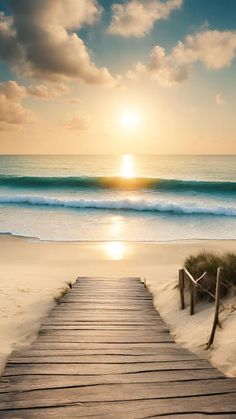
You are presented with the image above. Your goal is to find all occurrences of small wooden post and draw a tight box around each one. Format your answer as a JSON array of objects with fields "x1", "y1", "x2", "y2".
[
  {"x1": 206, "y1": 267, "x2": 222, "y2": 349},
  {"x1": 190, "y1": 279, "x2": 195, "y2": 315},
  {"x1": 179, "y1": 269, "x2": 185, "y2": 309}
]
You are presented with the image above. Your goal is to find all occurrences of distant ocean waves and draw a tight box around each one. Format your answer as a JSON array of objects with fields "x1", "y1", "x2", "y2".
[
  {"x1": 0, "y1": 194, "x2": 235, "y2": 216},
  {"x1": 0, "y1": 174, "x2": 236, "y2": 193},
  {"x1": 1, "y1": 155, "x2": 236, "y2": 241}
]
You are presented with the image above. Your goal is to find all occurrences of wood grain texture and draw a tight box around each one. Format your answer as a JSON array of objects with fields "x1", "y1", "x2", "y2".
[{"x1": 0, "y1": 276, "x2": 235, "y2": 418}]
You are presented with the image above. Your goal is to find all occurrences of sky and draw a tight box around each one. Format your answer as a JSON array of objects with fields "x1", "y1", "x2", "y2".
[{"x1": 0, "y1": 0, "x2": 236, "y2": 155}]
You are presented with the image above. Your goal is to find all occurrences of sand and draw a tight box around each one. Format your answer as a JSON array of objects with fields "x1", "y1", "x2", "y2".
[{"x1": 0, "y1": 235, "x2": 235, "y2": 377}]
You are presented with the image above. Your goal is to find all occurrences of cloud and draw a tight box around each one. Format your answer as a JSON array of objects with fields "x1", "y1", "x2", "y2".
[
  {"x1": 0, "y1": 1, "x2": 116, "y2": 85},
  {"x1": 215, "y1": 93, "x2": 227, "y2": 106},
  {"x1": 172, "y1": 30, "x2": 236, "y2": 69},
  {"x1": 127, "y1": 45, "x2": 189, "y2": 86},
  {"x1": 62, "y1": 112, "x2": 89, "y2": 130},
  {"x1": 0, "y1": 79, "x2": 67, "y2": 130},
  {"x1": 27, "y1": 83, "x2": 70, "y2": 99},
  {"x1": 0, "y1": 12, "x2": 24, "y2": 69},
  {"x1": 128, "y1": 30, "x2": 236, "y2": 85},
  {"x1": 0, "y1": 79, "x2": 26, "y2": 100},
  {"x1": 108, "y1": 0, "x2": 183, "y2": 38},
  {"x1": 0, "y1": 80, "x2": 35, "y2": 128}
]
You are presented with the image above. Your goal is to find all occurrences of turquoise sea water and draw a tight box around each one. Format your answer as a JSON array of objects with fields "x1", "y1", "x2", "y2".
[{"x1": 0, "y1": 155, "x2": 236, "y2": 241}]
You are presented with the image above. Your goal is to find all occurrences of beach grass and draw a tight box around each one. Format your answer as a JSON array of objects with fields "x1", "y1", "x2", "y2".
[
  {"x1": 184, "y1": 251, "x2": 236, "y2": 300},
  {"x1": 54, "y1": 284, "x2": 71, "y2": 303}
]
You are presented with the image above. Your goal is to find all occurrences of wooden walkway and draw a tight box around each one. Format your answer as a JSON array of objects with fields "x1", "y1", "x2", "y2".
[{"x1": 0, "y1": 277, "x2": 236, "y2": 418}]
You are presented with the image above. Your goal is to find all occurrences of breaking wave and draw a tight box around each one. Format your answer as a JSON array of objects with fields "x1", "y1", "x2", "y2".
[{"x1": 0, "y1": 194, "x2": 235, "y2": 216}]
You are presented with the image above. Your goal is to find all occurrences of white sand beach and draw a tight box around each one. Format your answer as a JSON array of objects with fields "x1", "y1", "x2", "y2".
[{"x1": 0, "y1": 235, "x2": 235, "y2": 377}]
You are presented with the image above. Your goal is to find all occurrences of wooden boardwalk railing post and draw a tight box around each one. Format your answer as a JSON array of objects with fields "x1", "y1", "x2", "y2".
[
  {"x1": 189, "y1": 279, "x2": 195, "y2": 316},
  {"x1": 206, "y1": 267, "x2": 222, "y2": 349},
  {"x1": 179, "y1": 269, "x2": 185, "y2": 309},
  {"x1": 181, "y1": 266, "x2": 224, "y2": 347}
]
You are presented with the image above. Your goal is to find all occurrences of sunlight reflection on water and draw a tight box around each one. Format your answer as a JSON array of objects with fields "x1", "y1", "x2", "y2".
[{"x1": 120, "y1": 154, "x2": 136, "y2": 178}]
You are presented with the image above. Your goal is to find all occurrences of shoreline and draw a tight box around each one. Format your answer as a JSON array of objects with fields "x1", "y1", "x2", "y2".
[
  {"x1": 0, "y1": 234, "x2": 235, "y2": 377},
  {"x1": 1, "y1": 231, "x2": 236, "y2": 244}
]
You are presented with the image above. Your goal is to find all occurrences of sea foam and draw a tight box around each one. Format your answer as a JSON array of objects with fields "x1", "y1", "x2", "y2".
[{"x1": 0, "y1": 194, "x2": 235, "y2": 216}]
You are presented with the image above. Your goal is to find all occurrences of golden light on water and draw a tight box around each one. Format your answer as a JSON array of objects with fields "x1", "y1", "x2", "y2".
[
  {"x1": 120, "y1": 154, "x2": 136, "y2": 178},
  {"x1": 103, "y1": 242, "x2": 126, "y2": 260}
]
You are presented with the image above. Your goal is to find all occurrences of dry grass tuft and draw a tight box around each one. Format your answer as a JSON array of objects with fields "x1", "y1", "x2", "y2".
[
  {"x1": 54, "y1": 284, "x2": 71, "y2": 303},
  {"x1": 184, "y1": 251, "x2": 236, "y2": 301}
]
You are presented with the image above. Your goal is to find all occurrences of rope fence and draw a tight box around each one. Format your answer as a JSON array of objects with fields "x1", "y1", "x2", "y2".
[{"x1": 179, "y1": 267, "x2": 222, "y2": 348}]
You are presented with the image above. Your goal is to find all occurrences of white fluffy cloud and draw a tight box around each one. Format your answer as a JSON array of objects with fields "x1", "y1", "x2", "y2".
[
  {"x1": 0, "y1": 81, "x2": 35, "y2": 128},
  {"x1": 172, "y1": 30, "x2": 236, "y2": 69},
  {"x1": 62, "y1": 112, "x2": 89, "y2": 130},
  {"x1": 108, "y1": 0, "x2": 183, "y2": 38},
  {"x1": 27, "y1": 83, "x2": 70, "y2": 99},
  {"x1": 128, "y1": 30, "x2": 236, "y2": 85},
  {"x1": 0, "y1": 79, "x2": 69, "y2": 130},
  {"x1": 0, "y1": 1, "x2": 116, "y2": 84}
]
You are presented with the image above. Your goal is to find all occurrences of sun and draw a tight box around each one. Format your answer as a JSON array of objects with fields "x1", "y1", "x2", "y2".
[{"x1": 120, "y1": 109, "x2": 140, "y2": 130}]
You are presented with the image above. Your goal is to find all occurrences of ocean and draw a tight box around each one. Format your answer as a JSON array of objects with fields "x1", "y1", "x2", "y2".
[{"x1": 0, "y1": 154, "x2": 236, "y2": 242}]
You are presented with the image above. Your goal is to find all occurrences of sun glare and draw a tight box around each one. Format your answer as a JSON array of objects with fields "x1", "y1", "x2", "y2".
[{"x1": 120, "y1": 109, "x2": 140, "y2": 130}]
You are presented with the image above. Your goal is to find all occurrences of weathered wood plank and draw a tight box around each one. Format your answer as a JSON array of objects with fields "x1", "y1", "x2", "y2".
[
  {"x1": 0, "y1": 371, "x2": 225, "y2": 394},
  {"x1": 40, "y1": 327, "x2": 167, "y2": 334},
  {"x1": 37, "y1": 335, "x2": 171, "y2": 343},
  {"x1": 30, "y1": 341, "x2": 178, "y2": 349},
  {"x1": 46, "y1": 315, "x2": 160, "y2": 321},
  {"x1": 45, "y1": 311, "x2": 162, "y2": 317},
  {"x1": 45, "y1": 322, "x2": 164, "y2": 327},
  {"x1": 38, "y1": 329, "x2": 169, "y2": 337},
  {"x1": 59, "y1": 299, "x2": 153, "y2": 304},
  {"x1": 7, "y1": 347, "x2": 196, "y2": 357},
  {"x1": 1, "y1": 393, "x2": 236, "y2": 418},
  {"x1": 51, "y1": 306, "x2": 155, "y2": 312},
  {"x1": 1, "y1": 380, "x2": 236, "y2": 410},
  {"x1": 2, "y1": 360, "x2": 215, "y2": 376},
  {"x1": 36, "y1": 336, "x2": 173, "y2": 343},
  {"x1": 8, "y1": 354, "x2": 199, "y2": 364}
]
